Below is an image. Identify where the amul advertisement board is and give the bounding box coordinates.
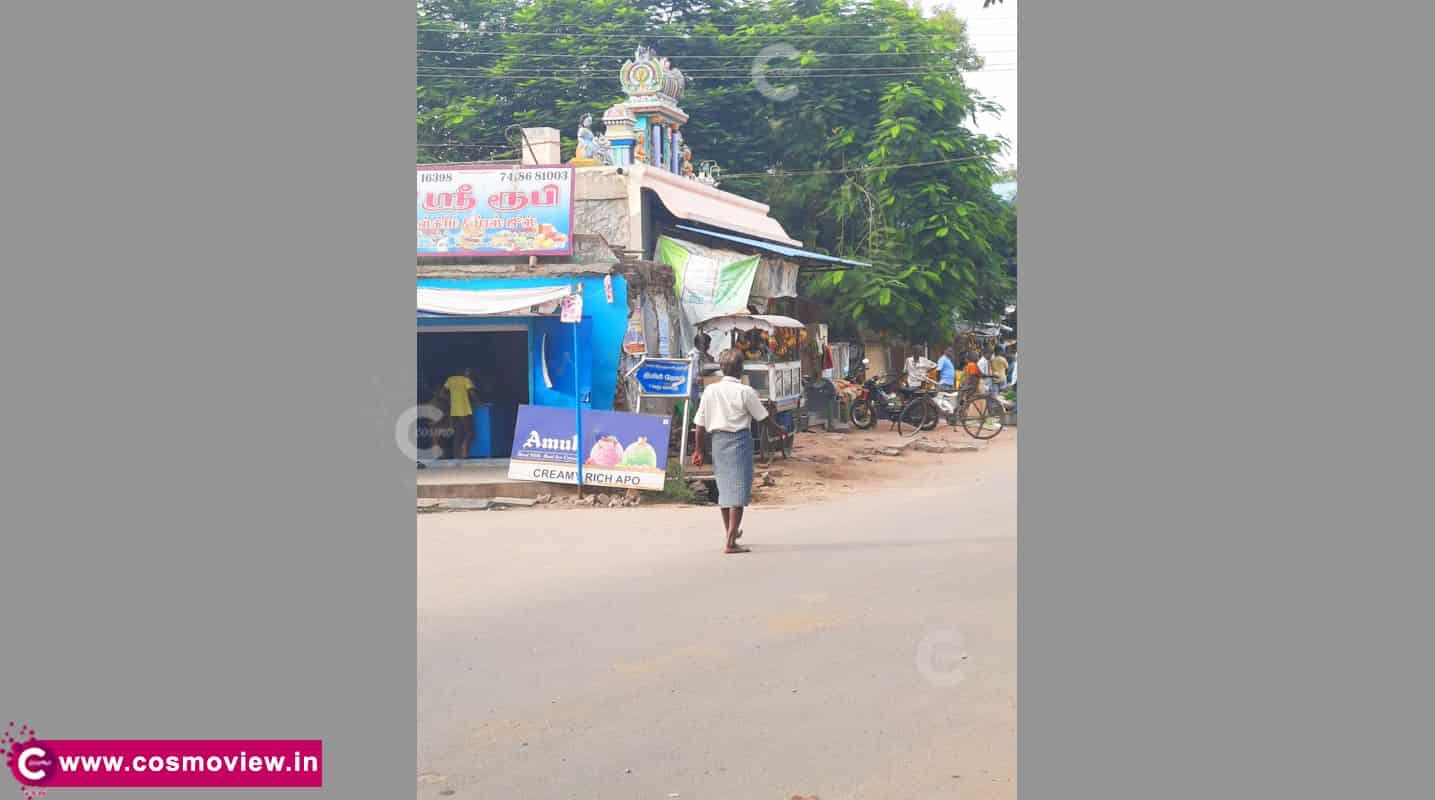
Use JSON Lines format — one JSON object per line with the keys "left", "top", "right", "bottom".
{"left": 417, "top": 165, "right": 574, "bottom": 257}
{"left": 508, "top": 405, "right": 669, "bottom": 491}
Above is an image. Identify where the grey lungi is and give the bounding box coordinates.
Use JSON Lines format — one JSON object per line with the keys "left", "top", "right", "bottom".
{"left": 710, "top": 429, "right": 755, "bottom": 508}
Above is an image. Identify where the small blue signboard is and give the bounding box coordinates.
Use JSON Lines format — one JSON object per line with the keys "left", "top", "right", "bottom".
{"left": 508, "top": 405, "right": 670, "bottom": 491}
{"left": 631, "top": 357, "right": 692, "bottom": 397}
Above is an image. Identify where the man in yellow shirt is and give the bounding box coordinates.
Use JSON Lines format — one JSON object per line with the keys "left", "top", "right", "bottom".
{"left": 440, "top": 368, "right": 478, "bottom": 459}
{"left": 991, "top": 350, "right": 1010, "bottom": 391}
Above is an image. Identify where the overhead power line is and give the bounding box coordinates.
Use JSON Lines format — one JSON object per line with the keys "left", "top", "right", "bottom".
{"left": 417, "top": 62, "right": 1014, "bottom": 74}
{"left": 406, "top": 152, "right": 998, "bottom": 175}
{"left": 416, "top": 68, "right": 1016, "bottom": 81}
{"left": 416, "top": 16, "right": 1018, "bottom": 34}
{"left": 418, "top": 24, "right": 1008, "bottom": 40}
{"left": 719, "top": 156, "right": 995, "bottom": 179}
{"left": 417, "top": 47, "right": 1013, "bottom": 59}
{"left": 416, "top": 141, "right": 515, "bottom": 148}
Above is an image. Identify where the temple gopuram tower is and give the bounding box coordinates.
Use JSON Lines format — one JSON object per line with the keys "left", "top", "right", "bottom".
{"left": 603, "top": 46, "right": 689, "bottom": 172}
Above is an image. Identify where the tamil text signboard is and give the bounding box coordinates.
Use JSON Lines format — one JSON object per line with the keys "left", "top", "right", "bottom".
{"left": 508, "top": 405, "right": 669, "bottom": 491}
{"left": 417, "top": 165, "right": 574, "bottom": 257}
{"left": 631, "top": 357, "right": 691, "bottom": 397}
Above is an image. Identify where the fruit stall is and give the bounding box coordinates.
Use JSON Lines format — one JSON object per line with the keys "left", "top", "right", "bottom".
{"left": 693, "top": 312, "right": 806, "bottom": 462}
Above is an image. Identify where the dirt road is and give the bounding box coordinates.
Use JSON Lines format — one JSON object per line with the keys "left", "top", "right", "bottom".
{"left": 418, "top": 432, "right": 1016, "bottom": 799}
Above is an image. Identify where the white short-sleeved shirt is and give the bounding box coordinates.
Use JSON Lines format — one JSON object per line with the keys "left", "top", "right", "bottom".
{"left": 905, "top": 356, "right": 936, "bottom": 388}
{"left": 694, "top": 376, "right": 769, "bottom": 433}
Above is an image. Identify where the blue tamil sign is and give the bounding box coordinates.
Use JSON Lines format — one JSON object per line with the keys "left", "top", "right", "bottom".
{"left": 631, "top": 357, "right": 692, "bottom": 397}
{"left": 508, "top": 405, "right": 670, "bottom": 491}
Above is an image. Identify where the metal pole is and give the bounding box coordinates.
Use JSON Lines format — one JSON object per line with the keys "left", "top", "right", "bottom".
{"left": 677, "top": 349, "right": 696, "bottom": 478}
{"left": 573, "top": 316, "right": 584, "bottom": 497}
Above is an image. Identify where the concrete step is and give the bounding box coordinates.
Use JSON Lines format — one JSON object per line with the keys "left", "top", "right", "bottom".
{"left": 418, "top": 481, "right": 578, "bottom": 500}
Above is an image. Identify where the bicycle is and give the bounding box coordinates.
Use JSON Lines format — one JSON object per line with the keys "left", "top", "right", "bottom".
{"left": 894, "top": 375, "right": 954, "bottom": 437}
{"left": 894, "top": 382, "right": 941, "bottom": 437}
{"left": 897, "top": 375, "right": 1009, "bottom": 440}
{"left": 849, "top": 371, "right": 929, "bottom": 431}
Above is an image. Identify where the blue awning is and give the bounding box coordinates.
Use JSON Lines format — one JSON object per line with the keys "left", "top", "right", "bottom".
{"left": 674, "top": 224, "right": 871, "bottom": 268}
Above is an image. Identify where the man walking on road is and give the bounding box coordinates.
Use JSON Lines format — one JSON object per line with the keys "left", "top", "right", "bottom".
{"left": 691, "top": 349, "right": 786, "bottom": 554}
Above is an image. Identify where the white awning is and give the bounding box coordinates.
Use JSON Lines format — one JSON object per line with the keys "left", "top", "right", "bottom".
{"left": 417, "top": 285, "right": 571, "bottom": 316}
{"left": 636, "top": 165, "right": 802, "bottom": 246}
{"left": 696, "top": 313, "right": 805, "bottom": 333}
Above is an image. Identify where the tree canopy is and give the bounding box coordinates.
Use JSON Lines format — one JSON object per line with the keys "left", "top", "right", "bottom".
{"left": 418, "top": 0, "right": 1016, "bottom": 342}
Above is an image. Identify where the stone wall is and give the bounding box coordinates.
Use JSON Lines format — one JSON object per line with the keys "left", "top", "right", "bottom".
{"left": 574, "top": 198, "right": 630, "bottom": 253}
{"left": 574, "top": 168, "right": 633, "bottom": 253}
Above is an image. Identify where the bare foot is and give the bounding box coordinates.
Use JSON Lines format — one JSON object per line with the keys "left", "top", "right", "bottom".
{"left": 735, "top": 529, "right": 744, "bottom": 540}
{"left": 724, "top": 545, "right": 751, "bottom": 554}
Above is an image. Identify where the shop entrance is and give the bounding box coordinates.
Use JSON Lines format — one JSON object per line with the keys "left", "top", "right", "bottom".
{"left": 418, "top": 328, "right": 529, "bottom": 459}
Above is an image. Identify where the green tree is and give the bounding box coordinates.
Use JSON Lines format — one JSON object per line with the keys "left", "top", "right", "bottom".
{"left": 417, "top": 0, "right": 1016, "bottom": 340}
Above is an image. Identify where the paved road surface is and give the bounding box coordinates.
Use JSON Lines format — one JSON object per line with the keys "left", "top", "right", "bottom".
{"left": 419, "top": 436, "right": 1016, "bottom": 800}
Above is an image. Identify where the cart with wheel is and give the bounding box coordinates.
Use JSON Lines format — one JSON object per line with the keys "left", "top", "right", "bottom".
{"left": 692, "top": 312, "right": 804, "bottom": 464}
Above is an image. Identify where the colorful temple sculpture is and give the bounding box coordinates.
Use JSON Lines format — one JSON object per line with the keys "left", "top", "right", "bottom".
{"left": 573, "top": 113, "right": 614, "bottom": 166}
{"left": 571, "top": 46, "right": 715, "bottom": 180}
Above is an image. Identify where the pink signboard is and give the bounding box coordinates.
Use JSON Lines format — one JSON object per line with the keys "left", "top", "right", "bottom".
{"left": 417, "top": 164, "right": 575, "bottom": 257}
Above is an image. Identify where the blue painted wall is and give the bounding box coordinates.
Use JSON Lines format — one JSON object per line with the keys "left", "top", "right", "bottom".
{"left": 417, "top": 274, "right": 629, "bottom": 411}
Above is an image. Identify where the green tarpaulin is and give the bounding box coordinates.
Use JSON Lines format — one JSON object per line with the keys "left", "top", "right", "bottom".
{"left": 659, "top": 236, "right": 759, "bottom": 313}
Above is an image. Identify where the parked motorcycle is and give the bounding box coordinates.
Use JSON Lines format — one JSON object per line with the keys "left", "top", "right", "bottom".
{"left": 847, "top": 359, "right": 915, "bottom": 429}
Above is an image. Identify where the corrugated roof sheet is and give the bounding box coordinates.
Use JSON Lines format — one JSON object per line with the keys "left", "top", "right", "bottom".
{"left": 674, "top": 224, "right": 871, "bottom": 268}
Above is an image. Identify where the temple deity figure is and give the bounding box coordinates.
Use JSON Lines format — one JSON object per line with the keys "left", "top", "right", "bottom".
{"left": 697, "top": 160, "right": 721, "bottom": 188}
{"left": 574, "top": 113, "right": 614, "bottom": 165}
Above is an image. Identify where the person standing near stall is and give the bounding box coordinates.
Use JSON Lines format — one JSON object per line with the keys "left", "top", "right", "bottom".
{"left": 936, "top": 347, "right": 958, "bottom": 391}
{"left": 990, "top": 348, "right": 1010, "bottom": 394}
{"left": 691, "top": 348, "right": 786, "bottom": 555}
{"left": 962, "top": 351, "right": 985, "bottom": 394}
{"left": 439, "top": 367, "right": 478, "bottom": 460}
{"left": 905, "top": 345, "right": 938, "bottom": 389}
{"left": 684, "top": 332, "right": 714, "bottom": 455}
{"left": 1007, "top": 347, "right": 1018, "bottom": 414}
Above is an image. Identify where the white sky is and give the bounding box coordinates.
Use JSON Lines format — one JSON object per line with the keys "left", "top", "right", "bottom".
{"left": 923, "top": 0, "right": 1017, "bottom": 169}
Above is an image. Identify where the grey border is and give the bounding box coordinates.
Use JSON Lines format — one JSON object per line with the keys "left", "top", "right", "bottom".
{"left": 0, "top": 2, "right": 415, "bottom": 798}
{"left": 1024, "top": 2, "right": 1431, "bottom": 797}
